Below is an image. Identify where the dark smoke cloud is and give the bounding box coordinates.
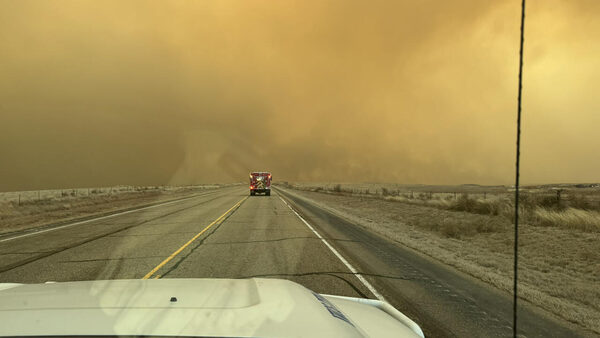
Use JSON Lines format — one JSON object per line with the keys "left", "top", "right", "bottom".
{"left": 1, "top": 0, "right": 598, "bottom": 191}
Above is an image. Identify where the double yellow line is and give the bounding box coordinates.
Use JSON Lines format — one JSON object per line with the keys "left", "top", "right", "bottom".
{"left": 142, "top": 196, "right": 248, "bottom": 279}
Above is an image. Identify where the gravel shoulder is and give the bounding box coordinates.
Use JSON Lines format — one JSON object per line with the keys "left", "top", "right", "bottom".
{"left": 279, "top": 187, "right": 600, "bottom": 335}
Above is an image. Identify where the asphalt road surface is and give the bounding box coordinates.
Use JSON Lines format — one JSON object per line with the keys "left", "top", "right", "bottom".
{"left": 0, "top": 186, "right": 586, "bottom": 337}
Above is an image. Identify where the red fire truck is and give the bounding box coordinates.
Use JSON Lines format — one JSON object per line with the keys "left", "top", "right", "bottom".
{"left": 249, "top": 172, "right": 272, "bottom": 196}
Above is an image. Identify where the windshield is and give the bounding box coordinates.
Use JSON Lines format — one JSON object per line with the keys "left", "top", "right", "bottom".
{"left": 0, "top": 1, "right": 598, "bottom": 337}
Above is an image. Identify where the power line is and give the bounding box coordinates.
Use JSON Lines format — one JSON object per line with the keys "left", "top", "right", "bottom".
{"left": 513, "top": 0, "right": 526, "bottom": 337}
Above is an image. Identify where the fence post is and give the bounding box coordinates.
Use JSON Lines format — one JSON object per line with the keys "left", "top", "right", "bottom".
{"left": 38, "top": 190, "right": 40, "bottom": 201}
{"left": 484, "top": 192, "right": 487, "bottom": 200}
{"left": 18, "top": 194, "right": 21, "bottom": 206}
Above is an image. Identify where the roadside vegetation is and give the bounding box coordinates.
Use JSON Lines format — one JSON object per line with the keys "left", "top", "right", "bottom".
{"left": 280, "top": 182, "right": 600, "bottom": 235}
{"left": 0, "top": 185, "right": 228, "bottom": 235}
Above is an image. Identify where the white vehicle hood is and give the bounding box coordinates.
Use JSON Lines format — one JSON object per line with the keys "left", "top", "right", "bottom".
{"left": 0, "top": 278, "right": 423, "bottom": 337}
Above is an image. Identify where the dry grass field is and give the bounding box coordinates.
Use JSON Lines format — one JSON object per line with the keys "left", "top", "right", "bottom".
{"left": 284, "top": 182, "right": 600, "bottom": 233}
{"left": 0, "top": 184, "right": 226, "bottom": 235}
{"left": 279, "top": 182, "right": 600, "bottom": 334}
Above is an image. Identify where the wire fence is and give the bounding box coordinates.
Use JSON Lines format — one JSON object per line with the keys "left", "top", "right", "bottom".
{"left": 280, "top": 182, "right": 600, "bottom": 211}
{"left": 0, "top": 184, "right": 228, "bottom": 206}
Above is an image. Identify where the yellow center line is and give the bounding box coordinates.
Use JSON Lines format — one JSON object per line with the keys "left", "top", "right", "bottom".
{"left": 142, "top": 196, "right": 248, "bottom": 279}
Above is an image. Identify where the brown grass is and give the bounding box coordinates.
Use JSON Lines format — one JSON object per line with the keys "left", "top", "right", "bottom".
{"left": 533, "top": 207, "right": 600, "bottom": 232}
{"left": 284, "top": 183, "right": 600, "bottom": 233}
{"left": 0, "top": 185, "right": 224, "bottom": 234}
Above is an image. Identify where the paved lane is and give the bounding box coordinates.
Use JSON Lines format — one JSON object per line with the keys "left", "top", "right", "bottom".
{"left": 160, "top": 189, "right": 371, "bottom": 298}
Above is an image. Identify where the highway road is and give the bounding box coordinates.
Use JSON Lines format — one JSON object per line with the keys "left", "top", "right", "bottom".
{"left": 0, "top": 186, "right": 585, "bottom": 337}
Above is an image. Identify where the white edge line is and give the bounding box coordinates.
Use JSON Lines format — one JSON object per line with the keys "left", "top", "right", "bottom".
{"left": 279, "top": 196, "right": 387, "bottom": 302}
{"left": 0, "top": 194, "right": 204, "bottom": 243}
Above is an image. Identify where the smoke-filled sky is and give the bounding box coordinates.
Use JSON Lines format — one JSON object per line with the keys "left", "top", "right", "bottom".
{"left": 1, "top": 0, "right": 599, "bottom": 191}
